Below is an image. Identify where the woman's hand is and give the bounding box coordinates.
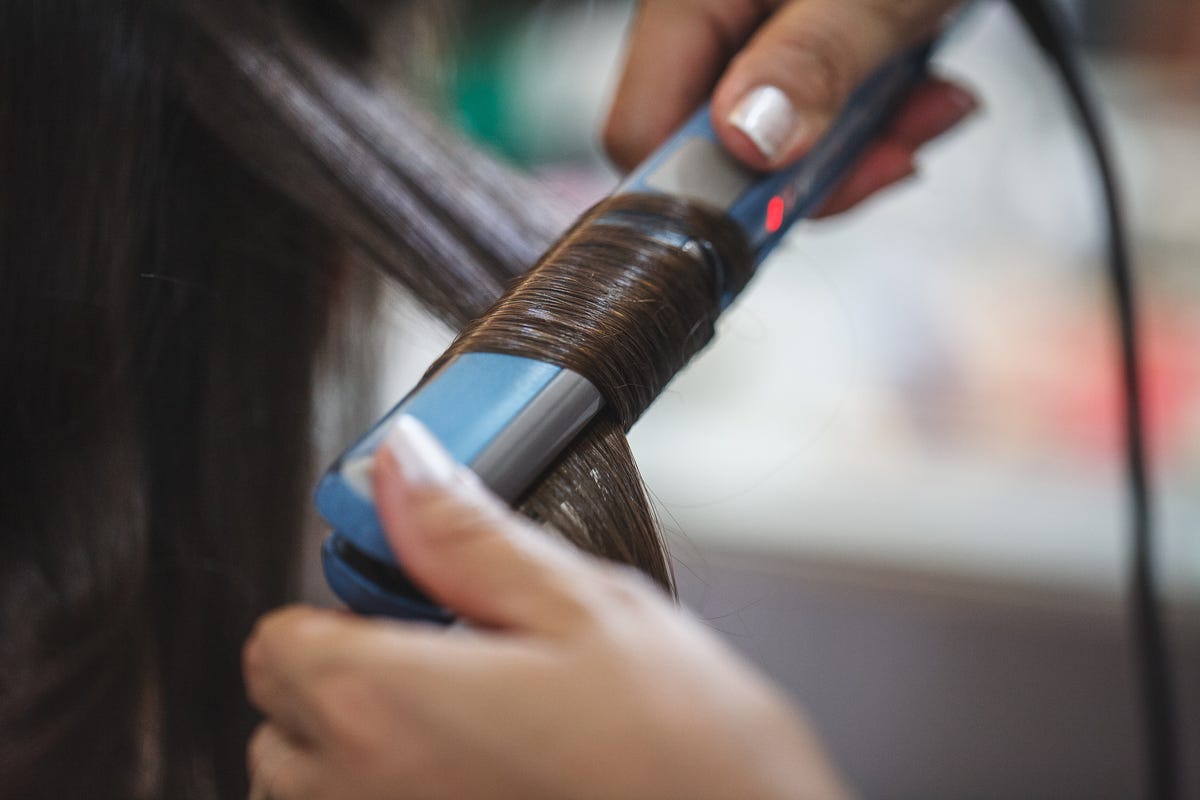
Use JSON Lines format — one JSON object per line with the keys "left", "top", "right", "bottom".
{"left": 604, "top": 0, "right": 974, "bottom": 216}
{"left": 244, "top": 417, "right": 849, "bottom": 799}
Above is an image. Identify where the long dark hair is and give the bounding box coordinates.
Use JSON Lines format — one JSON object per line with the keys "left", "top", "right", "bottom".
{"left": 0, "top": 1, "right": 569, "bottom": 797}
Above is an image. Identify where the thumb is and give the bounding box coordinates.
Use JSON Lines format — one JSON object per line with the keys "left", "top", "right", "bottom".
{"left": 712, "top": 0, "right": 957, "bottom": 169}
{"left": 372, "top": 415, "right": 602, "bottom": 635}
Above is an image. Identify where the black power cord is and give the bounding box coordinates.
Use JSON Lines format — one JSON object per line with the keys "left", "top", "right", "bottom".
{"left": 1005, "top": 1, "right": 1179, "bottom": 797}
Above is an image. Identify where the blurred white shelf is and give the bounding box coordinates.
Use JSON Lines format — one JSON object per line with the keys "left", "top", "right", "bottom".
{"left": 635, "top": 413, "right": 1200, "bottom": 601}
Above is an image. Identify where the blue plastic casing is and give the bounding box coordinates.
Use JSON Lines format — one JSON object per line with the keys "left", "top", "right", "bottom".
{"left": 316, "top": 353, "right": 573, "bottom": 622}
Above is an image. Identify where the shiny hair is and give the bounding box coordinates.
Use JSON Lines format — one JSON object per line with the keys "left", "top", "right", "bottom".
{"left": 0, "top": 1, "right": 748, "bottom": 797}
{"left": 440, "top": 193, "right": 751, "bottom": 586}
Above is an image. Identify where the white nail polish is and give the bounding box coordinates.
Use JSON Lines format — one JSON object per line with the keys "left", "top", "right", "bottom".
{"left": 342, "top": 454, "right": 377, "bottom": 499}
{"left": 728, "top": 85, "right": 802, "bottom": 163}
{"left": 382, "top": 415, "right": 459, "bottom": 488}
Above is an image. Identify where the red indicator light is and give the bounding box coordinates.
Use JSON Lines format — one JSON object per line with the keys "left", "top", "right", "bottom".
{"left": 765, "top": 196, "right": 785, "bottom": 233}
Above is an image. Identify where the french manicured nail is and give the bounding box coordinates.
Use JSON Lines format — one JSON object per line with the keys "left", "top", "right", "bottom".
{"left": 382, "top": 415, "right": 458, "bottom": 488}
{"left": 728, "top": 85, "right": 804, "bottom": 163}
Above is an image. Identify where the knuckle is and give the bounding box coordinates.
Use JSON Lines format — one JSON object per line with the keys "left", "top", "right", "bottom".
{"left": 243, "top": 616, "right": 301, "bottom": 696}
{"left": 770, "top": 25, "right": 858, "bottom": 110}
{"left": 258, "top": 607, "right": 319, "bottom": 651}
{"left": 252, "top": 609, "right": 316, "bottom": 664}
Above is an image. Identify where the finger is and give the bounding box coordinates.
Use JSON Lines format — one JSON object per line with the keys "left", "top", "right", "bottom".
{"left": 372, "top": 415, "right": 606, "bottom": 635}
{"left": 243, "top": 607, "right": 449, "bottom": 736}
{"left": 712, "top": 0, "right": 960, "bottom": 169}
{"left": 243, "top": 603, "right": 526, "bottom": 772}
{"left": 603, "top": 0, "right": 769, "bottom": 171}
{"left": 244, "top": 606, "right": 359, "bottom": 743}
{"left": 247, "top": 722, "right": 314, "bottom": 800}
{"left": 814, "top": 78, "right": 977, "bottom": 216}
{"left": 245, "top": 605, "right": 554, "bottom": 749}
{"left": 885, "top": 77, "right": 978, "bottom": 147}
{"left": 813, "top": 141, "right": 915, "bottom": 218}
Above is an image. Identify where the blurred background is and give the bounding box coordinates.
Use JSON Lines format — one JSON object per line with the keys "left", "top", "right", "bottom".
{"left": 370, "top": 1, "right": 1200, "bottom": 796}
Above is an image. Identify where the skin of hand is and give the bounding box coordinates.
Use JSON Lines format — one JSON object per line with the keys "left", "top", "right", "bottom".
{"left": 244, "top": 417, "right": 851, "bottom": 800}
{"left": 603, "top": 0, "right": 974, "bottom": 216}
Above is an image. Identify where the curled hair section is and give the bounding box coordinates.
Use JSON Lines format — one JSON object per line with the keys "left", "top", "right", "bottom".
{"left": 435, "top": 194, "right": 753, "bottom": 590}
{"left": 439, "top": 194, "right": 753, "bottom": 426}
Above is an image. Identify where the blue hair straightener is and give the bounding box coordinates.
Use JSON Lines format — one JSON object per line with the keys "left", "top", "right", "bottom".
{"left": 316, "top": 43, "right": 935, "bottom": 623}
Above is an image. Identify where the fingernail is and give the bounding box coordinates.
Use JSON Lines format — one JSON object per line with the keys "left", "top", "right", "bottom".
{"left": 342, "top": 455, "right": 376, "bottom": 499}
{"left": 891, "top": 158, "right": 918, "bottom": 185}
{"left": 945, "top": 84, "right": 980, "bottom": 116}
{"left": 382, "top": 415, "right": 459, "bottom": 488}
{"left": 728, "top": 85, "right": 804, "bottom": 163}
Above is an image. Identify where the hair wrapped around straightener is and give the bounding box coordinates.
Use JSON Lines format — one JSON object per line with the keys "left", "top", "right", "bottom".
{"left": 180, "top": 2, "right": 757, "bottom": 593}
{"left": 429, "top": 194, "right": 753, "bottom": 591}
